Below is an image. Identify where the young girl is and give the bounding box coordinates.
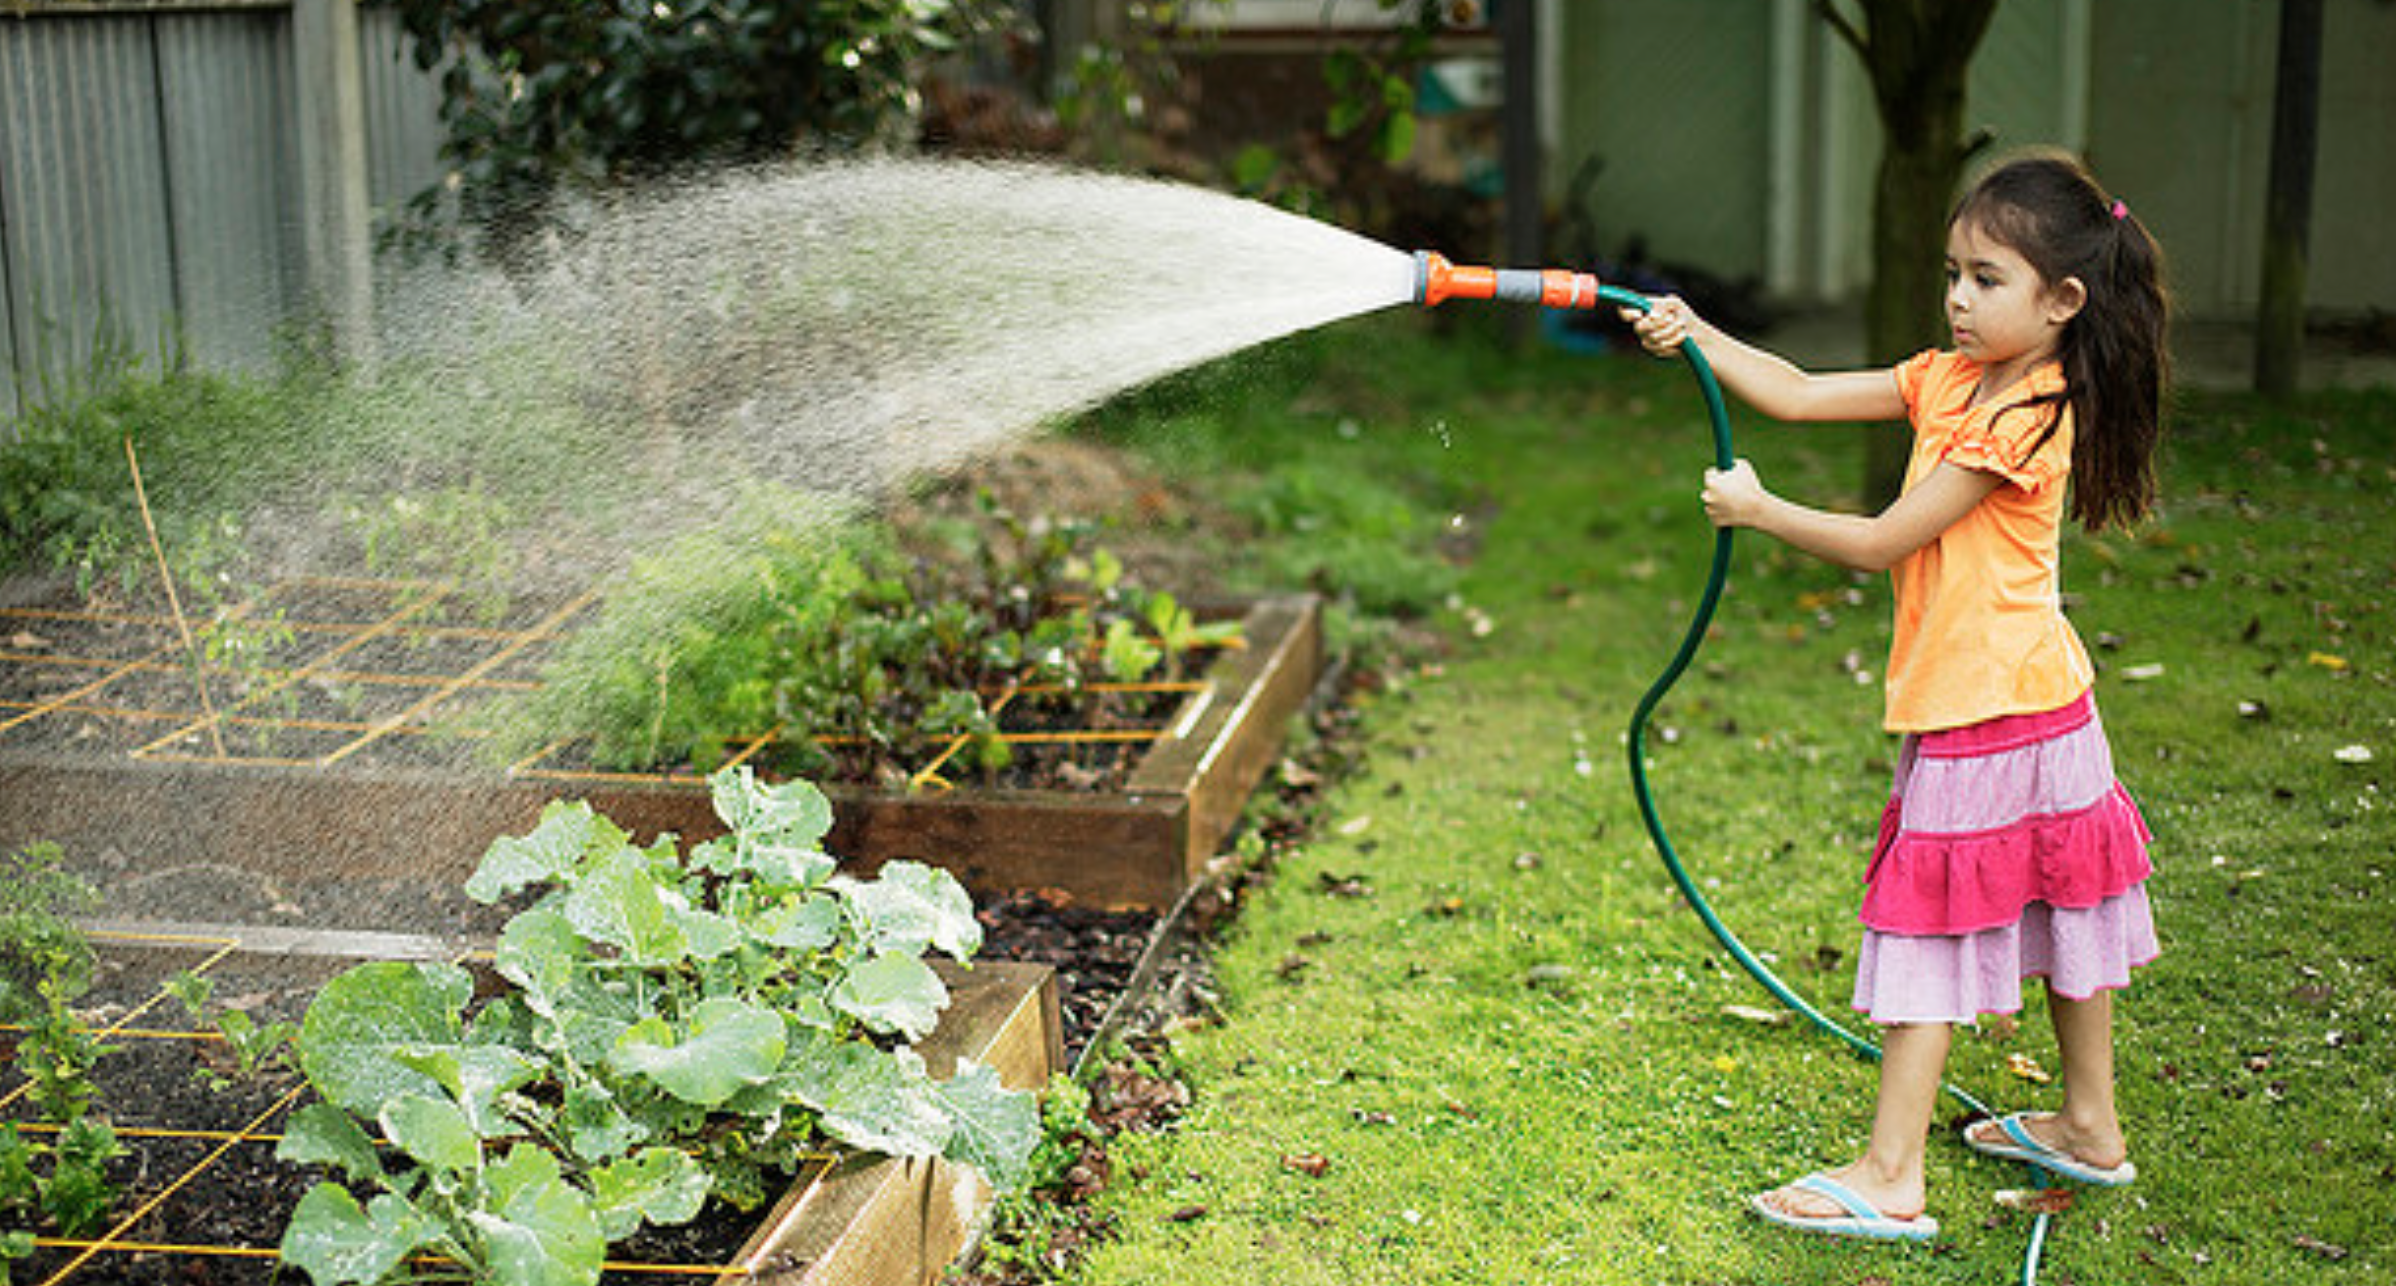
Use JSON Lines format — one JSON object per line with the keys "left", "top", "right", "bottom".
{"left": 1625, "top": 151, "right": 2168, "bottom": 1241}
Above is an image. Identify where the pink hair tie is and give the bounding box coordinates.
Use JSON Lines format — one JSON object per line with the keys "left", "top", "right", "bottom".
{"left": 2110, "top": 199, "right": 2129, "bottom": 221}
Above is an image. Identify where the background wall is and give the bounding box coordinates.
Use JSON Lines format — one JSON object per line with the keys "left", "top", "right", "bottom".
{"left": 1551, "top": 0, "right": 2394, "bottom": 320}
{"left": 0, "top": 0, "right": 443, "bottom": 420}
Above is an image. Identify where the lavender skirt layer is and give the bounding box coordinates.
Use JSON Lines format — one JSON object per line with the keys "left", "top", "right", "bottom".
{"left": 1853, "top": 889, "right": 2160, "bottom": 1024}
{"left": 1851, "top": 691, "right": 2159, "bottom": 1025}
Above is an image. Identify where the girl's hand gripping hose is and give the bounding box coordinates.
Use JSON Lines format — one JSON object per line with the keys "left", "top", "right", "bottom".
{"left": 1411, "top": 252, "right": 2057, "bottom": 1282}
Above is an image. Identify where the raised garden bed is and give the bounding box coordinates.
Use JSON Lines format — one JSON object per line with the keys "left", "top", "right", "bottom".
{"left": 3, "top": 925, "right": 1061, "bottom": 1286}
{"left": 0, "top": 578, "right": 1322, "bottom": 911}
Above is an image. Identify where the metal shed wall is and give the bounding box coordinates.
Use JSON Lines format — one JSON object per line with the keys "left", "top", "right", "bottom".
{"left": 0, "top": 0, "right": 442, "bottom": 424}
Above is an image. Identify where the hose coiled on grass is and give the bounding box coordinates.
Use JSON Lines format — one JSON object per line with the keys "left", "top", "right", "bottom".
{"left": 1603, "top": 286, "right": 2051, "bottom": 1282}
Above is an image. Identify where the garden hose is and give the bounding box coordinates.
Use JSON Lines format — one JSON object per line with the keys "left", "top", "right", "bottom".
{"left": 1411, "top": 260, "right": 2054, "bottom": 1281}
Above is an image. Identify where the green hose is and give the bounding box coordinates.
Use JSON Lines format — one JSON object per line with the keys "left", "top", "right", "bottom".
{"left": 1600, "top": 285, "right": 2052, "bottom": 1280}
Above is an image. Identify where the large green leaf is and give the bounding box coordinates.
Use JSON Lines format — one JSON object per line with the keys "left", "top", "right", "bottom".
{"left": 588, "top": 1146, "right": 711, "bottom": 1240}
{"left": 932, "top": 1058, "right": 1040, "bottom": 1193}
{"left": 829, "top": 948, "right": 948, "bottom": 1042}
{"left": 394, "top": 1045, "right": 543, "bottom": 1138}
{"left": 749, "top": 892, "right": 839, "bottom": 951}
{"left": 298, "top": 962, "right": 472, "bottom": 1115}
{"left": 466, "top": 800, "right": 603, "bottom": 903}
{"left": 709, "top": 765, "right": 833, "bottom": 851}
{"left": 835, "top": 860, "right": 981, "bottom": 960}
{"left": 279, "top": 1184, "right": 434, "bottom": 1286}
{"left": 380, "top": 1092, "right": 481, "bottom": 1176}
{"left": 561, "top": 846, "right": 687, "bottom": 967}
{"left": 467, "top": 1144, "right": 605, "bottom": 1286}
{"left": 606, "top": 997, "right": 784, "bottom": 1106}
{"left": 275, "top": 1104, "right": 387, "bottom": 1188}
{"left": 562, "top": 1079, "right": 648, "bottom": 1162}
{"left": 492, "top": 907, "right": 585, "bottom": 1017}
{"left": 775, "top": 1030, "right": 950, "bottom": 1158}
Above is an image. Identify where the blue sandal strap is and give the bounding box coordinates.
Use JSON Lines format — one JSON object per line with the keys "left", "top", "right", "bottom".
{"left": 1791, "top": 1173, "right": 1880, "bottom": 1222}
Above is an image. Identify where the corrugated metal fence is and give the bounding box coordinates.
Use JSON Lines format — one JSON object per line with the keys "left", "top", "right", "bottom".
{"left": 0, "top": 0, "right": 443, "bottom": 423}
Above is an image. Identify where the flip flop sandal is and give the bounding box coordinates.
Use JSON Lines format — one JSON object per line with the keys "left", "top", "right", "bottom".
{"left": 1749, "top": 1171, "right": 1940, "bottom": 1242}
{"left": 1965, "top": 1113, "right": 2137, "bottom": 1187}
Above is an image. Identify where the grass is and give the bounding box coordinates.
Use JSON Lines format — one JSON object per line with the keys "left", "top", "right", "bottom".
{"left": 1066, "top": 311, "right": 2394, "bottom": 1284}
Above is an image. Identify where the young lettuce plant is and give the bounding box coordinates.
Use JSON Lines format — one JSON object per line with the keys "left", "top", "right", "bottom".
{"left": 276, "top": 767, "right": 1039, "bottom": 1286}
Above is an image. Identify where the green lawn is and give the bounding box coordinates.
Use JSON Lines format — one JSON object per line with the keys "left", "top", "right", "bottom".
{"left": 1066, "top": 312, "right": 2394, "bottom": 1284}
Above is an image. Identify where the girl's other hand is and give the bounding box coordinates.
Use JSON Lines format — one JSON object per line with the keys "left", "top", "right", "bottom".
{"left": 1702, "top": 459, "right": 1767, "bottom": 528}
{"left": 1623, "top": 294, "right": 1695, "bottom": 357}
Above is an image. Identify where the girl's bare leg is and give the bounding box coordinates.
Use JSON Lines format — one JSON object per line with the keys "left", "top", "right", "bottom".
{"left": 1760, "top": 1021, "right": 1951, "bottom": 1219}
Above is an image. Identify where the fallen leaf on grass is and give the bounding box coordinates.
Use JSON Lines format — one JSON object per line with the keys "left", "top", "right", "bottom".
{"left": 1316, "top": 873, "right": 1374, "bottom": 898}
{"left": 1279, "top": 758, "right": 1322, "bottom": 789}
{"left": 7, "top": 631, "right": 48, "bottom": 651}
{"left": 1524, "top": 964, "right": 1574, "bottom": 988}
{"left": 1167, "top": 1204, "right": 1208, "bottom": 1223}
{"left": 1282, "top": 1153, "right": 1331, "bottom": 1178}
{"left": 2333, "top": 744, "right": 2375, "bottom": 764}
{"left": 1337, "top": 815, "right": 1373, "bottom": 837}
{"left": 2292, "top": 1233, "right": 2350, "bottom": 1260}
{"left": 1994, "top": 1188, "right": 2076, "bottom": 1214}
{"left": 2006, "top": 1052, "right": 2052, "bottom": 1083}
{"left": 1723, "top": 1003, "right": 1793, "bottom": 1027}
{"left": 2307, "top": 651, "right": 2348, "bottom": 671}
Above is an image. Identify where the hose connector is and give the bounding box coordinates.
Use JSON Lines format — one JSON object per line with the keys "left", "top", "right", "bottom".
{"left": 1412, "top": 250, "right": 1604, "bottom": 310}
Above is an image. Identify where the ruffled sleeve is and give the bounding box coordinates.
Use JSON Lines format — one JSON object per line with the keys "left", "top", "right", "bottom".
{"left": 1891, "top": 349, "right": 1943, "bottom": 417}
{"left": 1943, "top": 369, "right": 2070, "bottom": 494}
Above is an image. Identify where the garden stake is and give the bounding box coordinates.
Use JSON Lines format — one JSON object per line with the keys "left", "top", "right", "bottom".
{"left": 1412, "top": 255, "right": 2061, "bottom": 1283}
{"left": 123, "top": 434, "right": 228, "bottom": 757}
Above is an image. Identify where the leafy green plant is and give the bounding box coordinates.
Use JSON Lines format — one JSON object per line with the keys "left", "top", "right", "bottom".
{"left": 381, "top": 0, "right": 1016, "bottom": 264}
{"left": 0, "top": 845, "right": 122, "bottom": 1280}
{"left": 526, "top": 496, "right": 1242, "bottom": 784}
{"left": 275, "top": 767, "right": 1039, "bottom": 1286}
{"left": 1, "top": 1117, "right": 125, "bottom": 1276}
{"left": 0, "top": 844, "right": 111, "bottom": 1126}
{"left": 163, "top": 972, "right": 299, "bottom": 1090}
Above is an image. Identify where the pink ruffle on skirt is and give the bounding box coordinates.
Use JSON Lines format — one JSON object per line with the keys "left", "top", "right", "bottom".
{"left": 1861, "top": 692, "right": 2153, "bottom": 935}
{"left": 1849, "top": 691, "right": 2160, "bottom": 1025}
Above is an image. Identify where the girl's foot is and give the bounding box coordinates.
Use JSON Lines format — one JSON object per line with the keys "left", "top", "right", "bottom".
{"left": 1753, "top": 1159, "right": 1925, "bottom": 1224}
{"left": 1750, "top": 1165, "right": 1936, "bottom": 1242}
{"left": 1964, "top": 1112, "right": 2135, "bottom": 1185}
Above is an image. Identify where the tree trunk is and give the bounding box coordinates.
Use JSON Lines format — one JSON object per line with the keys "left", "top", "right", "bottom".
{"left": 1863, "top": 104, "right": 1970, "bottom": 503}
{"left": 1826, "top": 0, "right": 1997, "bottom": 507}
{"left": 2256, "top": 0, "right": 2324, "bottom": 399}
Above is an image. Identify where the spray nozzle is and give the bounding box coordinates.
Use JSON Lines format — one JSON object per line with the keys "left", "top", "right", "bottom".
{"left": 1411, "top": 250, "right": 1606, "bottom": 310}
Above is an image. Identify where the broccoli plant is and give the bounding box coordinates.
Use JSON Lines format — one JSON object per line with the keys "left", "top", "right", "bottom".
{"left": 276, "top": 768, "right": 1038, "bottom": 1286}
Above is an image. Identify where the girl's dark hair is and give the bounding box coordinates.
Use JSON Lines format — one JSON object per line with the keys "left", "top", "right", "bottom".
{"left": 1953, "top": 150, "right": 2169, "bottom": 531}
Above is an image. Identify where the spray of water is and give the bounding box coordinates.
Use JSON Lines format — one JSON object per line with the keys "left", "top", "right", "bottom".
{"left": 360, "top": 157, "right": 1416, "bottom": 576}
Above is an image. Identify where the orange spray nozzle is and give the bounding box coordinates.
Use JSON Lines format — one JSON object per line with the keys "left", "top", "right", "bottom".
{"left": 1411, "top": 250, "right": 1604, "bottom": 310}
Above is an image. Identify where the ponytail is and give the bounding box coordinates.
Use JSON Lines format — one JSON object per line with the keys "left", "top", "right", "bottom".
{"left": 1954, "top": 151, "right": 2169, "bottom": 532}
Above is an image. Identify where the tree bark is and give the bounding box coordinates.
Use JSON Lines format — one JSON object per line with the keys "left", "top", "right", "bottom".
{"left": 2256, "top": 0, "right": 2324, "bottom": 399}
{"left": 1824, "top": 0, "right": 1997, "bottom": 506}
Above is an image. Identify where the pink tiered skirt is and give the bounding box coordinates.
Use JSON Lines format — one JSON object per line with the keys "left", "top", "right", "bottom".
{"left": 1851, "top": 691, "right": 2160, "bottom": 1025}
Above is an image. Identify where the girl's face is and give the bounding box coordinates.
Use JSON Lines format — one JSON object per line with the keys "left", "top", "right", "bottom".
{"left": 1943, "top": 218, "right": 2084, "bottom": 373}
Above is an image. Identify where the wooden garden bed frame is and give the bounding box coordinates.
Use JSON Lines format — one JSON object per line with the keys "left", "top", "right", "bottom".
{"left": 1, "top": 592, "right": 1322, "bottom": 910}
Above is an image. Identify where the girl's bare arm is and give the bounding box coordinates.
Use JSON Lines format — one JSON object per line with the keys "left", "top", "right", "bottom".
{"left": 1702, "top": 459, "right": 2003, "bottom": 573}
{"left": 1627, "top": 297, "right": 1907, "bottom": 424}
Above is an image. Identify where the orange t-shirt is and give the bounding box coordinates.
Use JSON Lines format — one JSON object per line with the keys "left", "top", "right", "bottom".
{"left": 1883, "top": 350, "right": 2094, "bottom": 732}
